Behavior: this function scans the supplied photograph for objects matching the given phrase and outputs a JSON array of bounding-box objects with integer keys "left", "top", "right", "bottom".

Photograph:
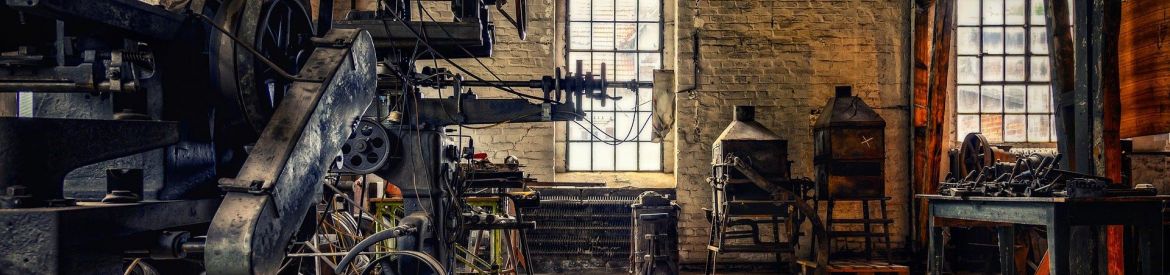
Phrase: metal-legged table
[{"left": 919, "top": 195, "right": 1166, "bottom": 275}]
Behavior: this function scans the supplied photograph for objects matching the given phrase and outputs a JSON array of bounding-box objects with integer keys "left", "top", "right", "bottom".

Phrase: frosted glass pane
[
  {"left": 1005, "top": 0, "right": 1026, "bottom": 25},
  {"left": 981, "top": 85, "right": 1003, "bottom": 112},
  {"left": 569, "top": 23, "right": 591, "bottom": 50},
  {"left": 983, "top": 56, "right": 1004, "bottom": 81},
  {"left": 615, "top": 53, "right": 637, "bottom": 81},
  {"left": 637, "top": 88, "right": 653, "bottom": 110},
  {"left": 592, "top": 144, "right": 615, "bottom": 170},
  {"left": 983, "top": 0, "right": 1004, "bottom": 25},
  {"left": 1005, "top": 115, "right": 1027, "bottom": 142},
  {"left": 592, "top": 112, "right": 615, "bottom": 139},
  {"left": 615, "top": 0, "right": 636, "bottom": 21},
  {"left": 1028, "top": 115, "right": 1051, "bottom": 142},
  {"left": 1031, "top": 0, "right": 1046, "bottom": 25},
  {"left": 591, "top": 52, "right": 614, "bottom": 78},
  {"left": 613, "top": 88, "right": 636, "bottom": 110},
  {"left": 1005, "top": 56, "right": 1026, "bottom": 81},
  {"left": 569, "top": 121, "right": 592, "bottom": 141},
  {"left": 638, "top": 53, "right": 660, "bottom": 81},
  {"left": 616, "top": 142, "right": 637, "bottom": 170},
  {"left": 983, "top": 27, "right": 1004, "bottom": 54},
  {"left": 1030, "top": 56, "right": 1050, "bottom": 81},
  {"left": 568, "top": 142, "right": 591, "bottom": 170},
  {"left": 957, "top": 27, "right": 980, "bottom": 55},
  {"left": 1027, "top": 85, "right": 1051, "bottom": 113},
  {"left": 1005, "top": 27, "right": 1026, "bottom": 54},
  {"left": 958, "top": 0, "right": 981, "bottom": 26},
  {"left": 1005, "top": 85, "right": 1026, "bottom": 113},
  {"left": 569, "top": 0, "right": 591, "bottom": 21},
  {"left": 1030, "top": 27, "right": 1049, "bottom": 54},
  {"left": 957, "top": 115, "right": 980, "bottom": 141},
  {"left": 958, "top": 56, "right": 980, "bottom": 84},
  {"left": 957, "top": 85, "right": 980, "bottom": 113},
  {"left": 568, "top": 52, "right": 591, "bottom": 73},
  {"left": 593, "top": 0, "right": 614, "bottom": 21},
  {"left": 592, "top": 23, "right": 615, "bottom": 50},
  {"left": 615, "top": 23, "right": 637, "bottom": 50},
  {"left": 638, "top": 112, "right": 653, "bottom": 141},
  {"left": 638, "top": 23, "right": 660, "bottom": 51},
  {"left": 639, "top": 0, "right": 661, "bottom": 21},
  {"left": 981, "top": 114, "right": 1004, "bottom": 142},
  {"left": 638, "top": 142, "right": 662, "bottom": 170},
  {"left": 615, "top": 112, "right": 636, "bottom": 141}
]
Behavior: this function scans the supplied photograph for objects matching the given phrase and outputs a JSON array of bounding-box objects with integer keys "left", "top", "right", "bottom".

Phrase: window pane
[
  {"left": 983, "top": 56, "right": 1004, "bottom": 81},
  {"left": 615, "top": 23, "right": 637, "bottom": 50},
  {"left": 568, "top": 52, "right": 591, "bottom": 71},
  {"left": 957, "top": 85, "right": 980, "bottom": 113},
  {"left": 1005, "top": 85, "right": 1026, "bottom": 113},
  {"left": 638, "top": 53, "right": 660, "bottom": 81},
  {"left": 638, "top": 23, "right": 660, "bottom": 51},
  {"left": 1030, "top": 27, "right": 1049, "bottom": 54},
  {"left": 593, "top": 0, "right": 615, "bottom": 21},
  {"left": 638, "top": 142, "right": 662, "bottom": 170},
  {"left": 638, "top": 112, "right": 653, "bottom": 141},
  {"left": 592, "top": 144, "right": 615, "bottom": 170},
  {"left": 615, "top": 53, "right": 637, "bottom": 81},
  {"left": 981, "top": 85, "right": 1003, "bottom": 112},
  {"left": 615, "top": 0, "right": 637, "bottom": 21},
  {"left": 639, "top": 0, "right": 661, "bottom": 21},
  {"left": 592, "top": 112, "right": 615, "bottom": 139},
  {"left": 591, "top": 52, "right": 615, "bottom": 78},
  {"left": 569, "top": 23, "right": 591, "bottom": 50},
  {"left": 983, "top": 0, "right": 1004, "bottom": 25},
  {"left": 1005, "top": 27, "right": 1026, "bottom": 54},
  {"left": 568, "top": 142, "right": 591, "bottom": 170},
  {"left": 1027, "top": 85, "right": 1051, "bottom": 113},
  {"left": 592, "top": 23, "right": 615, "bottom": 50},
  {"left": 958, "top": 56, "right": 980, "bottom": 84},
  {"left": 616, "top": 142, "right": 638, "bottom": 170},
  {"left": 981, "top": 114, "right": 1004, "bottom": 142},
  {"left": 1005, "top": 56, "right": 1026, "bottom": 81},
  {"left": 1028, "top": 115, "right": 1052, "bottom": 142},
  {"left": 1030, "top": 56, "right": 1050, "bottom": 81},
  {"left": 1005, "top": 0, "right": 1026, "bottom": 25},
  {"left": 957, "top": 27, "right": 980, "bottom": 55},
  {"left": 613, "top": 88, "right": 636, "bottom": 110},
  {"left": 1031, "top": 0, "right": 1046, "bottom": 25},
  {"left": 615, "top": 112, "right": 636, "bottom": 140},
  {"left": 569, "top": 122, "right": 591, "bottom": 141},
  {"left": 957, "top": 115, "right": 980, "bottom": 141},
  {"left": 983, "top": 27, "right": 1004, "bottom": 54},
  {"left": 637, "top": 88, "right": 653, "bottom": 110},
  {"left": 569, "top": 0, "right": 591, "bottom": 21},
  {"left": 958, "top": 0, "right": 981, "bottom": 26},
  {"left": 1005, "top": 115, "right": 1027, "bottom": 142}
]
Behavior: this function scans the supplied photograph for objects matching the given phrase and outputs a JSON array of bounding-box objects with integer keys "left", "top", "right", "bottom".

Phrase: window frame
[
  {"left": 563, "top": 0, "right": 665, "bottom": 172},
  {"left": 953, "top": 0, "right": 1057, "bottom": 144}
]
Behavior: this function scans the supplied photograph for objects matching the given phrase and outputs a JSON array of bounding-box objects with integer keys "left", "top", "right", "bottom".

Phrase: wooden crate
[{"left": 796, "top": 259, "right": 909, "bottom": 275}]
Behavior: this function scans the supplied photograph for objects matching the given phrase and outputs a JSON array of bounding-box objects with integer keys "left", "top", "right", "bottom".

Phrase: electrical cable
[{"left": 334, "top": 224, "right": 421, "bottom": 274}]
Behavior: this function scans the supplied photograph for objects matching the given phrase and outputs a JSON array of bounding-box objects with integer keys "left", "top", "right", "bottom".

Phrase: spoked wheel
[
  {"left": 339, "top": 119, "right": 398, "bottom": 174},
  {"left": 210, "top": 0, "right": 315, "bottom": 139},
  {"left": 959, "top": 133, "right": 993, "bottom": 178}
]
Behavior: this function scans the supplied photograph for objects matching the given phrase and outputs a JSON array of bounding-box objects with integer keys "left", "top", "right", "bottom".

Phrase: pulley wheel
[
  {"left": 339, "top": 119, "right": 395, "bottom": 174},
  {"left": 958, "top": 133, "right": 993, "bottom": 177},
  {"left": 210, "top": 0, "right": 315, "bottom": 137}
]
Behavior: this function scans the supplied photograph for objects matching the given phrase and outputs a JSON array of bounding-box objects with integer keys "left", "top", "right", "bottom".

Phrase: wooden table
[{"left": 918, "top": 194, "right": 1167, "bottom": 275}]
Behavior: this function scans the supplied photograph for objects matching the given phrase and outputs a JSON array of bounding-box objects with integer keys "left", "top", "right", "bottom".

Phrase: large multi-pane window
[
  {"left": 564, "top": 0, "right": 662, "bottom": 171},
  {"left": 955, "top": 0, "right": 1056, "bottom": 143}
]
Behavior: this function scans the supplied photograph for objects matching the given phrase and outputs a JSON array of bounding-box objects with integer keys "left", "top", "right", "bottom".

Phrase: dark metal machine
[
  {"left": 0, "top": 0, "right": 376, "bottom": 273},
  {"left": 705, "top": 105, "right": 826, "bottom": 275},
  {"left": 812, "top": 85, "right": 886, "bottom": 200},
  {"left": 630, "top": 191, "right": 680, "bottom": 275}
]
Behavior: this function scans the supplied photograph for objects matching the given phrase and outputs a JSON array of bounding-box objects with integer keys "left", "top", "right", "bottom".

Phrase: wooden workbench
[{"left": 918, "top": 194, "right": 1167, "bottom": 274}]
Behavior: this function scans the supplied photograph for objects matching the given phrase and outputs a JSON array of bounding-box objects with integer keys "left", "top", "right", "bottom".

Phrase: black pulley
[{"left": 337, "top": 119, "right": 396, "bottom": 174}]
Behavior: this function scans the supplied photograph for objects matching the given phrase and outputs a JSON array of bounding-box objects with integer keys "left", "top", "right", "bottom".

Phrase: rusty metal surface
[
  {"left": 813, "top": 86, "right": 886, "bottom": 200},
  {"left": 205, "top": 28, "right": 376, "bottom": 274}
]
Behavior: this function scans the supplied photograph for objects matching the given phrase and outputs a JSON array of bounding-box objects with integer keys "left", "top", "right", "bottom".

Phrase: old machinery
[
  {"left": 939, "top": 133, "right": 1156, "bottom": 198},
  {"left": 706, "top": 105, "right": 826, "bottom": 275},
  {"left": 0, "top": 0, "right": 376, "bottom": 274},
  {"left": 813, "top": 85, "right": 886, "bottom": 200},
  {"left": 630, "top": 191, "right": 680, "bottom": 275}
]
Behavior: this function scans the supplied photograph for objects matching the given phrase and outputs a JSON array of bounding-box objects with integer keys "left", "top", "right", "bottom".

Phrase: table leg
[
  {"left": 1138, "top": 224, "right": 1163, "bottom": 275},
  {"left": 1047, "top": 219, "right": 1070, "bottom": 275},
  {"left": 997, "top": 225, "right": 1016, "bottom": 275},
  {"left": 928, "top": 216, "right": 942, "bottom": 274}
]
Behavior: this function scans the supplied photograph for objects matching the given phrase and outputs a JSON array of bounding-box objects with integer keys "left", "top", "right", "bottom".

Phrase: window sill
[{"left": 551, "top": 171, "right": 675, "bottom": 188}]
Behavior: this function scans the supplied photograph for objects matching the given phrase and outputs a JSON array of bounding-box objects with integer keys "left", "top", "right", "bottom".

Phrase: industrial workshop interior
[{"left": 6, "top": 0, "right": 1170, "bottom": 274}]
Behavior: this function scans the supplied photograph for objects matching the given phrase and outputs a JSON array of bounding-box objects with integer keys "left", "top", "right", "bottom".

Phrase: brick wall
[{"left": 672, "top": 0, "right": 910, "bottom": 263}]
